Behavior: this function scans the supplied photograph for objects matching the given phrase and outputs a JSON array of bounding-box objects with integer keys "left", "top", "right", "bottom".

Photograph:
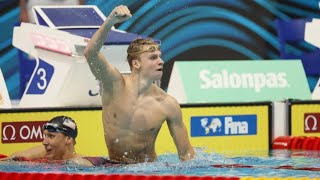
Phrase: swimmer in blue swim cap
[
  {"left": 84, "top": 5, "right": 195, "bottom": 164},
  {"left": 1, "top": 116, "right": 93, "bottom": 166}
]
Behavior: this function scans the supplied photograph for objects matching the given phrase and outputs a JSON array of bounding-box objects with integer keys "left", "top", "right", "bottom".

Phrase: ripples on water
[{"left": 1, "top": 150, "right": 320, "bottom": 177}]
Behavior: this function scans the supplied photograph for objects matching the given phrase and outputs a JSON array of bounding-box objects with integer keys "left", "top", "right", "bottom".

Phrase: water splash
[{"left": 1, "top": 151, "right": 320, "bottom": 177}]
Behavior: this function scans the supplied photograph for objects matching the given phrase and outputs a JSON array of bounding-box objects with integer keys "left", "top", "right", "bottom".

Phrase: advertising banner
[
  {"left": 290, "top": 100, "right": 320, "bottom": 136},
  {"left": 0, "top": 108, "right": 106, "bottom": 156},
  {"left": 1, "top": 102, "right": 271, "bottom": 157},
  {"left": 167, "top": 60, "right": 311, "bottom": 103},
  {"left": 156, "top": 102, "right": 272, "bottom": 156}
]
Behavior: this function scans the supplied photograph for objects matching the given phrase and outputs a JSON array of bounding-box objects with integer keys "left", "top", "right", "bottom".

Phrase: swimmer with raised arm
[{"left": 84, "top": 5, "right": 195, "bottom": 163}]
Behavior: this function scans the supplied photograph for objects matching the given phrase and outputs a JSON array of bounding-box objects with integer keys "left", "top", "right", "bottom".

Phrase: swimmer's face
[
  {"left": 42, "top": 130, "right": 71, "bottom": 160},
  {"left": 135, "top": 45, "right": 164, "bottom": 81}
]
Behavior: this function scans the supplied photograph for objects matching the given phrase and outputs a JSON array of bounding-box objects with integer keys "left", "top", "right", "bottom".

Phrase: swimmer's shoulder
[
  {"left": 151, "top": 84, "right": 167, "bottom": 99},
  {"left": 151, "top": 84, "right": 178, "bottom": 106},
  {"left": 66, "top": 155, "right": 94, "bottom": 166}
]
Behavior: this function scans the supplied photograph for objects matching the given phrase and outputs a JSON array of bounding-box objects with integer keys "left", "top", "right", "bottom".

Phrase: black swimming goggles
[
  {"left": 43, "top": 123, "right": 68, "bottom": 134},
  {"left": 42, "top": 122, "right": 77, "bottom": 139}
]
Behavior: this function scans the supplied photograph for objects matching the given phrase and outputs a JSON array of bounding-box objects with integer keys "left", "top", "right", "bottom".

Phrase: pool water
[{"left": 0, "top": 150, "right": 319, "bottom": 178}]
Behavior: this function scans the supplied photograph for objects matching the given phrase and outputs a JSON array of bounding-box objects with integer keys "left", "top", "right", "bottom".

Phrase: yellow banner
[
  {"left": 0, "top": 109, "right": 106, "bottom": 156},
  {"left": 1, "top": 103, "right": 271, "bottom": 157},
  {"left": 156, "top": 103, "right": 271, "bottom": 156},
  {"left": 290, "top": 101, "right": 320, "bottom": 136}
]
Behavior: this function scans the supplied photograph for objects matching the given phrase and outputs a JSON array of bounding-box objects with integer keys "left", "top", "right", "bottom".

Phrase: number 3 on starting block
[
  {"left": 20, "top": 57, "right": 71, "bottom": 107},
  {"left": 26, "top": 59, "right": 54, "bottom": 94}
]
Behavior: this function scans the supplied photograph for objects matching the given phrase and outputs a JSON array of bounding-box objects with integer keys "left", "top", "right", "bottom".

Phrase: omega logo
[
  {"left": 2, "top": 125, "right": 16, "bottom": 141},
  {"left": 2, "top": 121, "right": 47, "bottom": 143},
  {"left": 304, "top": 113, "right": 320, "bottom": 133}
]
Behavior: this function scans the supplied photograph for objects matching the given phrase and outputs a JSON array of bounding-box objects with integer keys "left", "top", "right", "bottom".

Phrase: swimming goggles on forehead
[
  {"left": 145, "top": 45, "right": 160, "bottom": 51},
  {"left": 129, "top": 45, "right": 161, "bottom": 55},
  {"left": 42, "top": 123, "right": 67, "bottom": 133}
]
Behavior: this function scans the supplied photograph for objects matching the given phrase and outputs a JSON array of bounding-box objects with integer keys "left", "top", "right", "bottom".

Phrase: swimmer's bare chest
[
  {"left": 101, "top": 94, "right": 166, "bottom": 162},
  {"left": 103, "top": 94, "right": 166, "bottom": 134}
]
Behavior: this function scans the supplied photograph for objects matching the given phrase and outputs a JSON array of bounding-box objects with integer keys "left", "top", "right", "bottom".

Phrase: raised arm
[
  {"left": 166, "top": 96, "right": 195, "bottom": 161},
  {"left": 84, "top": 5, "right": 131, "bottom": 83}
]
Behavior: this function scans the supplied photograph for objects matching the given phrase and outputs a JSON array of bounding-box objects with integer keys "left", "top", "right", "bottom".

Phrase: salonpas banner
[{"left": 167, "top": 60, "right": 311, "bottom": 103}]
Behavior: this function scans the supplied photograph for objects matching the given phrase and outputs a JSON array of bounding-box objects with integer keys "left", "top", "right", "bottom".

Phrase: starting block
[{"left": 13, "top": 5, "right": 151, "bottom": 107}]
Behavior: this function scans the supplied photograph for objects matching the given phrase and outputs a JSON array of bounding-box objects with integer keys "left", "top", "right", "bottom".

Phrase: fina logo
[
  {"left": 201, "top": 118, "right": 222, "bottom": 134},
  {"left": 191, "top": 115, "right": 257, "bottom": 137}
]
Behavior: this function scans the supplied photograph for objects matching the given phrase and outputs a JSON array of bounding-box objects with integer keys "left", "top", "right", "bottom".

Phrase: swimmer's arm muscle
[
  {"left": 84, "top": 6, "right": 131, "bottom": 89},
  {"left": 166, "top": 96, "right": 195, "bottom": 161},
  {"left": 84, "top": 17, "right": 119, "bottom": 82}
]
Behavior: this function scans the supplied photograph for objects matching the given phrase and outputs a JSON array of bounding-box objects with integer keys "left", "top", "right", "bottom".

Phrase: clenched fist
[{"left": 108, "top": 5, "right": 132, "bottom": 24}]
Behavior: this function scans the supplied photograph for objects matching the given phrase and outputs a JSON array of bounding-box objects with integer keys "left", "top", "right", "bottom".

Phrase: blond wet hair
[{"left": 127, "top": 38, "right": 160, "bottom": 70}]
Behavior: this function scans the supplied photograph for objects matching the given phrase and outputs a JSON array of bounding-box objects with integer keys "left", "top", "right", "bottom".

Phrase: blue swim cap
[{"left": 43, "top": 116, "right": 78, "bottom": 139}]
